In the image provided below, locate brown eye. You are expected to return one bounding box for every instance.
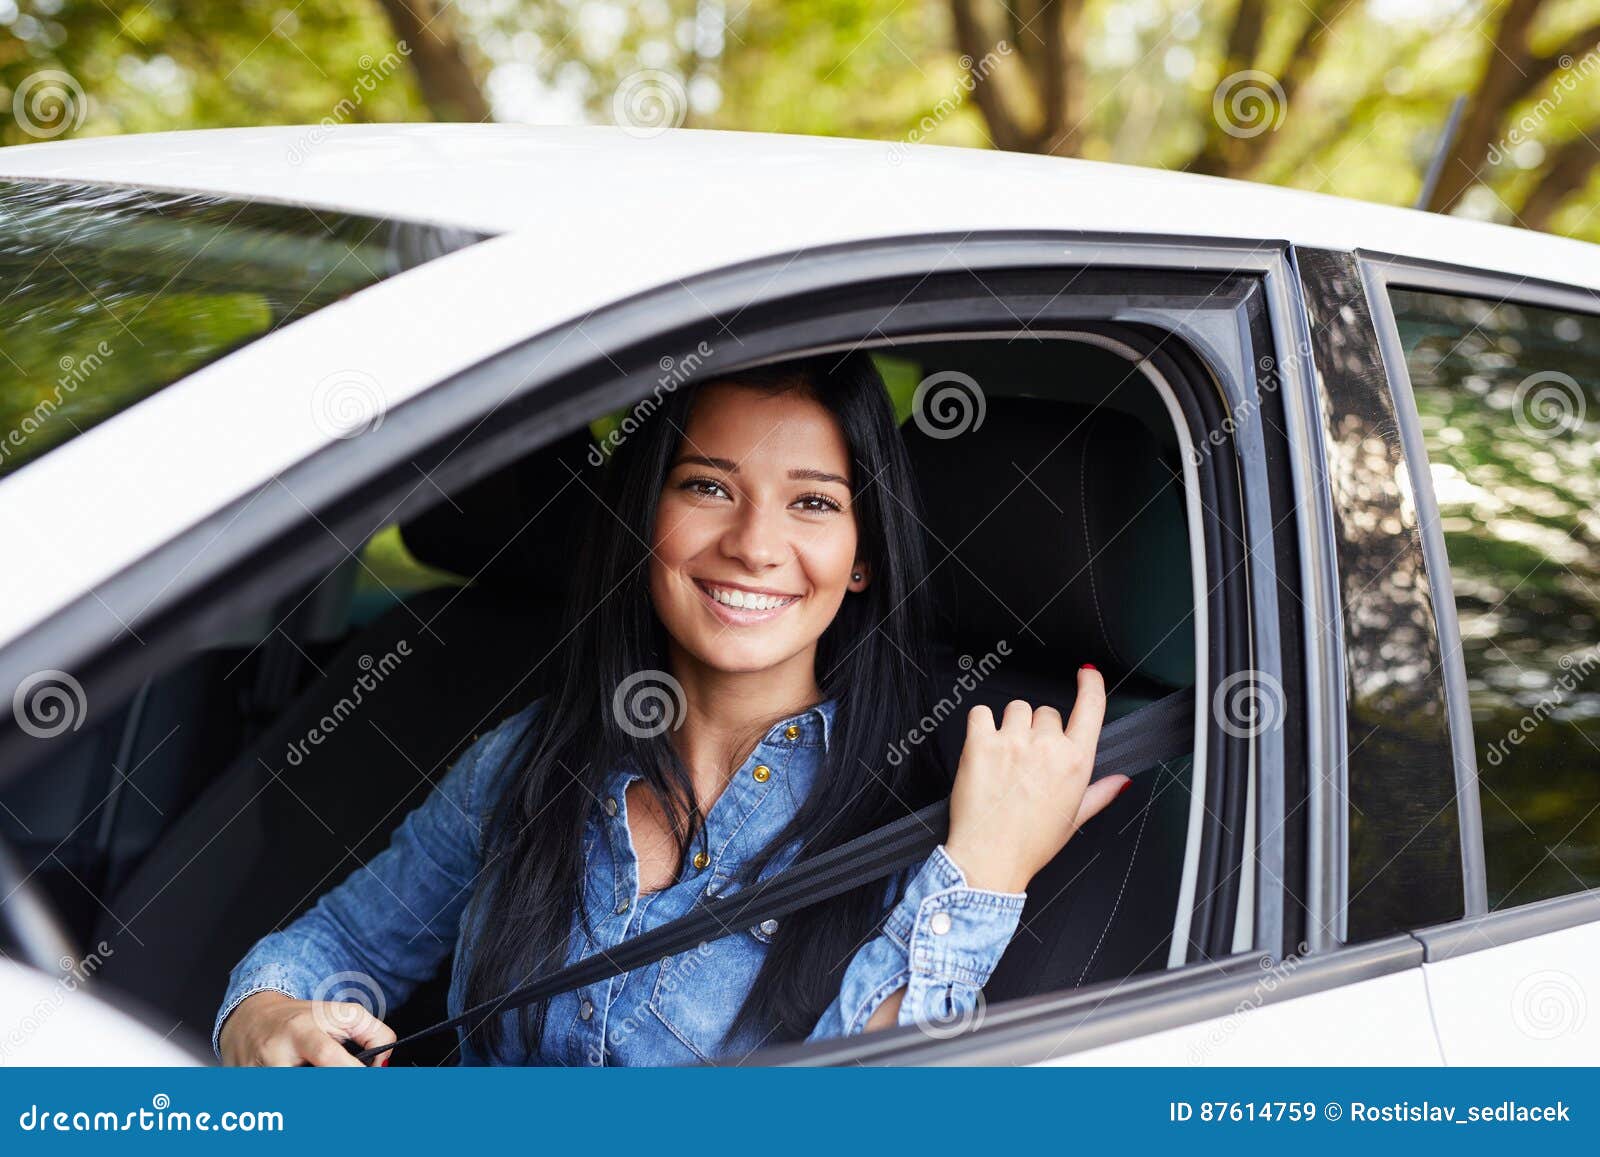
[793,492,842,513]
[680,477,730,499]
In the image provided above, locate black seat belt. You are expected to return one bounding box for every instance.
[349,689,1195,1063]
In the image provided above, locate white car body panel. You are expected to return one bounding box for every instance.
[1,125,1595,294]
[1050,969,1443,1065]
[1,125,1597,648]
[0,958,199,1066]
[1,125,1596,1068]
[1423,922,1600,1064]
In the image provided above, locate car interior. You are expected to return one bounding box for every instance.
[0,336,1201,1064]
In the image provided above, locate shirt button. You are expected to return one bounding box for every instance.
[784,725,800,740]
[616,897,630,915]
[759,919,779,936]
[603,797,618,817]
[579,999,594,1021]
[752,764,771,783]
[929,911,952,935]
[692,851,710,870]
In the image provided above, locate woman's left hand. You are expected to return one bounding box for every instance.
[941,665,1130,894]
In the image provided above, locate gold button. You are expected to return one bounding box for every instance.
[692,851,710,870]
[752,764,771,783]
[784,725,800,740]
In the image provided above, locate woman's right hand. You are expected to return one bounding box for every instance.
[218,991,396,1067]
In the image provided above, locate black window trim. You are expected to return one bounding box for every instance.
[1358,251,1600,943]
[0,232,1337,1061]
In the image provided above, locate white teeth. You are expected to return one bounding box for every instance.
[704,584,795,612]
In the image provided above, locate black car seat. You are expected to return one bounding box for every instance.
[92,428,601,1063]
[902,397,1197,999]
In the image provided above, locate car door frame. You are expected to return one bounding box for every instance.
[0,231,1392,1065]
[1358,252,1600,1063]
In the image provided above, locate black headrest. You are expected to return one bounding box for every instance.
[400,427,599,597]
[904,397,1193,689]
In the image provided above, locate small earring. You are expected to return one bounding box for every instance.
[852,571,862,582]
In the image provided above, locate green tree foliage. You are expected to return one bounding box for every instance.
[1,0,1597,239]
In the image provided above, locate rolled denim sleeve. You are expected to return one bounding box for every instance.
[210,707,536,1058]
[806,844,1025,1041]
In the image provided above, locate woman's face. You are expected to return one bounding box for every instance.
[648,382,869,682]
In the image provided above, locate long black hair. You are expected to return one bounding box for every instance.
[461,351,948,1059]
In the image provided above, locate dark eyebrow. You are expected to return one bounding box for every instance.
[672,454,851,490]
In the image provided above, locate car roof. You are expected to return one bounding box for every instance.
[2,123,1597,294]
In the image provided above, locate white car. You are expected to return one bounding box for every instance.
[0,125,1595,1066]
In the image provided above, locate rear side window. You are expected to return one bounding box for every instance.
[0,180,483,480]
[1389,287,1599,909]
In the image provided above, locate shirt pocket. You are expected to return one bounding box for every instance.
[647,924,770,1063]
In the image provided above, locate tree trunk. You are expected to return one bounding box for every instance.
[373,0,491,123]
[1422,0,1545,213]
[1518,133,1600,230]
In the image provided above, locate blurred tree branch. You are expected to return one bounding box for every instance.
[1422,0,1600,224]
[371,0,489,122]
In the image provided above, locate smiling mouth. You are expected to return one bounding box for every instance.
[693,579,802,624]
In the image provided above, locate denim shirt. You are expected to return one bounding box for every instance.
[213,697,1026,1065]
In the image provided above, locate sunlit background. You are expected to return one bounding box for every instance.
[1,0,1598,239]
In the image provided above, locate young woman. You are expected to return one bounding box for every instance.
[214,352,1128,1067]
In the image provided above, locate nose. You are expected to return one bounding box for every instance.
[720,497,788,572]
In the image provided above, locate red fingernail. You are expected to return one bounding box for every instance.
[1081,663,1097,671]
[1117,779,1133,796]
[378,1055,389,1067]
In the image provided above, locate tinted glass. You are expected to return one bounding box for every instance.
[1390,287,1600,909]
[0,180,483,480]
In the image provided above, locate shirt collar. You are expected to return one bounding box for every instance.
[761,696,838,753]
[606,698,839,796]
